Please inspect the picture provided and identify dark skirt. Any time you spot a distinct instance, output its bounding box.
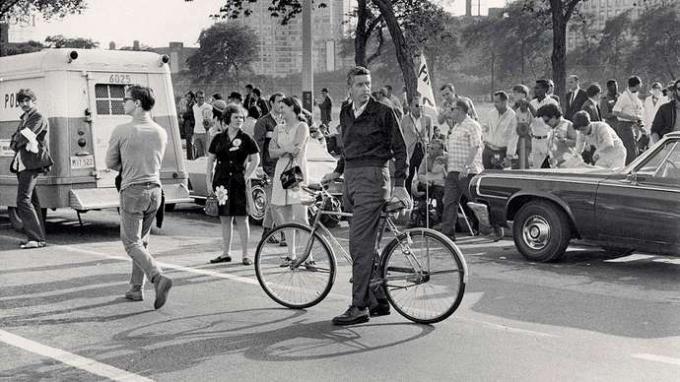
[213,174,248,216]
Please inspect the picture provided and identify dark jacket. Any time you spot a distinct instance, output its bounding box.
[253,113,279,177]
[319,95,333,124]
[9,109,53,173]
[334,98,408,186]
[581,98,602,122]
[564,88,588,121]
[651,100,678,139]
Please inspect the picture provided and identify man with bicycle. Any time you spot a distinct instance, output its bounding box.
[322,66,412,326]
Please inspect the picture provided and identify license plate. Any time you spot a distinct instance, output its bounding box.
[70,155,94,169]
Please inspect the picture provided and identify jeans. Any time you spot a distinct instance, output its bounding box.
[614,121,638,165]
[185,134,194,160]
[193,133,207,158]
[120,183,163,287]
[16,169,45,242]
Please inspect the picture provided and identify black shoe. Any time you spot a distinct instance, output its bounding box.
[210,255,232,264]
[153,275,173,310]
[369,302,391,317]
[332,305,369,326]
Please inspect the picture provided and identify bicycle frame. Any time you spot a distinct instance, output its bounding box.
[291,186,430,283]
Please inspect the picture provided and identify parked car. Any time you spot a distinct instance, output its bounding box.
[185,136,339,224]
[468,132,680,262]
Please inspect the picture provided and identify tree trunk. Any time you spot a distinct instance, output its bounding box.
[550,4,568,102]
[372,0,417,102]
[354,0,369,66]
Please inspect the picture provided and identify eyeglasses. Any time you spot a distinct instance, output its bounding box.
[233,115,246,120]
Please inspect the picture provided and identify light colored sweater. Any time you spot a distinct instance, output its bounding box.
[106,114,168,191]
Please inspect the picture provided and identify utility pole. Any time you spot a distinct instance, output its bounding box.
[301,0,314,113]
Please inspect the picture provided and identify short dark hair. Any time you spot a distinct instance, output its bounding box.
[252,88,262,97]
[493,91,508,101]
[222,104,246,125]
[512,84,529,96]
[245,84,253,90]
[628,76,642,88]
[651,82,662,90]
[269,92,284,106]
[440,83,455,92]
[195,90,205,97]
[535,80,550,91]
[321,88,329,93]
[16,89,37,103]
[347,66,371,86]
[454,100,469,114]
[674,79,680,90]
[586,84,602,98]
[606,79,617,87]
[568,75,579,82]
[536,103,562,119]
[127,85,155,111]
[247,106,261,119]
[229,92,243,102]
[385,85,393,92]
[211,93,223,100]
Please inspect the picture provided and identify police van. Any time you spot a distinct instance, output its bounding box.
[0,49,190,225]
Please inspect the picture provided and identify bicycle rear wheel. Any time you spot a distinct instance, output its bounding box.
[255,223,336,309]
[380,228,467,324]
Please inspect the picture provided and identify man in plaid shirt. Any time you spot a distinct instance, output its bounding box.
[439,100,483,241]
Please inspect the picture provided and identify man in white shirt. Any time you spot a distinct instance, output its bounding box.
[612,76,644,164]
[192,90,213,158]
[483,91,518,170]
[643,82,667,135]
[529,80,559,168]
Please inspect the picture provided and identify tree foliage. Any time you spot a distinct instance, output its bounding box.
[44,34,98,49]
[186,22,258,83]
[629,3,680,80]
[4,39,42,56]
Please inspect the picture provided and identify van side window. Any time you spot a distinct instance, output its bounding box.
[95,84,126,115]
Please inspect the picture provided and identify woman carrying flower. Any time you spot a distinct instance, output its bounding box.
[206,104,260,265]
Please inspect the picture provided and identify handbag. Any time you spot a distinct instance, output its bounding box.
[204,193,220,217]
[279,156,304,190]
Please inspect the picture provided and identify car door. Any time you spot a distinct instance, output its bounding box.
[595,140,680,254]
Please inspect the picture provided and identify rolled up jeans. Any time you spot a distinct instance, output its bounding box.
[120,183,163,287]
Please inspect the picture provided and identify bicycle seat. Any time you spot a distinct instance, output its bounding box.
[383,200,405,213]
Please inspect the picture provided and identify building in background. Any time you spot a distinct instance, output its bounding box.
[151,42,198,74]
[567,0,663,50]
[232,0,352,77]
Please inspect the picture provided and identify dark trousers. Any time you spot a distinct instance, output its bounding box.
[185,134,194,160]
[614,121,638,165]
[482,146,507,170]
[343,166,389,309]
[406,143,424,196]
[416,183,445,222]
[441,172,475,236]
[16,169,46,242]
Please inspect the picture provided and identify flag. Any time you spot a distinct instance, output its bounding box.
[417,55,437,109]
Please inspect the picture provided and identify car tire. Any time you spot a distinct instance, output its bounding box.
[513,201,571,263]
[165,203,176,212]
[248,184,266,226]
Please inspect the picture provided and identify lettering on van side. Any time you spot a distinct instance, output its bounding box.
[3,93,21,110]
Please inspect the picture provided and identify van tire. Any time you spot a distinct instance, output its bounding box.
[8,207,23,232]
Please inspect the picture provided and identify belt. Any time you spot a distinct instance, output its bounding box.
[485,143,506,151]
[532,135,548,140]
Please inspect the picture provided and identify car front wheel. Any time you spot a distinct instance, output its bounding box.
[513,201,571,262]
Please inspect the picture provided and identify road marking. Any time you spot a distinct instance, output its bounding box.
[0,329,153,382]
[604,254,656,263]
[632,353,680,367]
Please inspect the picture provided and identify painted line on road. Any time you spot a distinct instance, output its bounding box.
[632,353,680,367]
[604,254,657,263]
[0,329,153,382]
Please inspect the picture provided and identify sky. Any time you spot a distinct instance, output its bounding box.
[7,0,508,48]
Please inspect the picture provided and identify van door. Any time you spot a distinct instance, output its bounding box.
[86,72,148,187]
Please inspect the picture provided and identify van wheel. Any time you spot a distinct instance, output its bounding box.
[8,207,23,232]
[165,203,176,212]
[513,201,571,263]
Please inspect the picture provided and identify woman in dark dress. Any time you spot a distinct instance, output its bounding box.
[206,104,260,265]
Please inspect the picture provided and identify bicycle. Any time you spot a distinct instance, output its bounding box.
[254,184,468,324]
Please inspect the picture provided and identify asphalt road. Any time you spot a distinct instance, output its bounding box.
[1,205,679,382]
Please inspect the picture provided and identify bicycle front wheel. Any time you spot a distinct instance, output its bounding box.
[380,228,467,324]
[255,223,336,309]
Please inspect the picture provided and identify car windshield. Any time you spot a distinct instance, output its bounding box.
[625,137,678,175]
